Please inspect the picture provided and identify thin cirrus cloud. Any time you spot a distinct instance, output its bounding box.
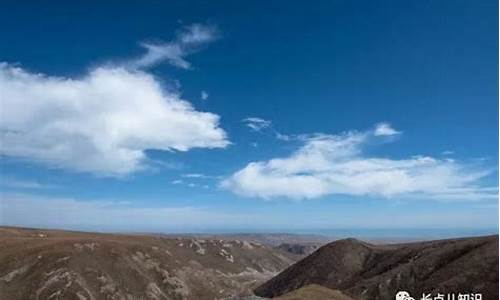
[130,23,219,70]
[221,123,497,201]
[171,173,220,188]
[241,116,297,141]
[242,117,272,132]
[0,23,229,176]
[181,173,219,179]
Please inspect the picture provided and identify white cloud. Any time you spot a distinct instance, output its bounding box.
[182,173,207,179]
[183,173,205,178]
[0,63,229,176]
[222,125,497,201]
[130,23,219,69]
[374,122,401,136]
[241,117,322,142]
[173,173,220,188]
[242,117,272,132]
[201,90,209,100]
[181,173,220,179]
[172,173,220,188]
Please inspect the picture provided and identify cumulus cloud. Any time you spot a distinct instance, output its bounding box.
[222,124,497,201]
[130,23,219,69]
[0,63,229,176]
[374,122,401,136]
[242,117,272,132]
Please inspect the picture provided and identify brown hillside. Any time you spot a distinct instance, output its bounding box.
[0,226,297,300]
[254,235,499,300]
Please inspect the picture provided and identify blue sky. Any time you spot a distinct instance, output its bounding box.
[0,0,498,236]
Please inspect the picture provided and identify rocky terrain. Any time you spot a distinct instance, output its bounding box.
[255,235,499,300]
[0,227,299,300]
[178,233,330,248]
[274,243,321,256]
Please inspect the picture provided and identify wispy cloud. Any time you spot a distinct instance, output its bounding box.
[130,23,219,69]
[183,182,210,188]
[374,122,401,136]
[222,124,497,201]
[0,24,228,176]
[201,90,209,100]
[241,117,314,142]
[0,178,56,190]
[242,117,272,132]
[170,173,220,188]
[182,173,207,178]
[181,173,220,179]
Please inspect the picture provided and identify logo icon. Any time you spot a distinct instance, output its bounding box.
[396,291,415,300]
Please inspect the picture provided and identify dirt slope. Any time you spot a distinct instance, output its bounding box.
[274,284,354,300]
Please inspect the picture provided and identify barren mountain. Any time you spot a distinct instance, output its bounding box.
[178,233,330,248]
[0,227,298,300]
[274,243,321,256]
[255,235,499,300]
